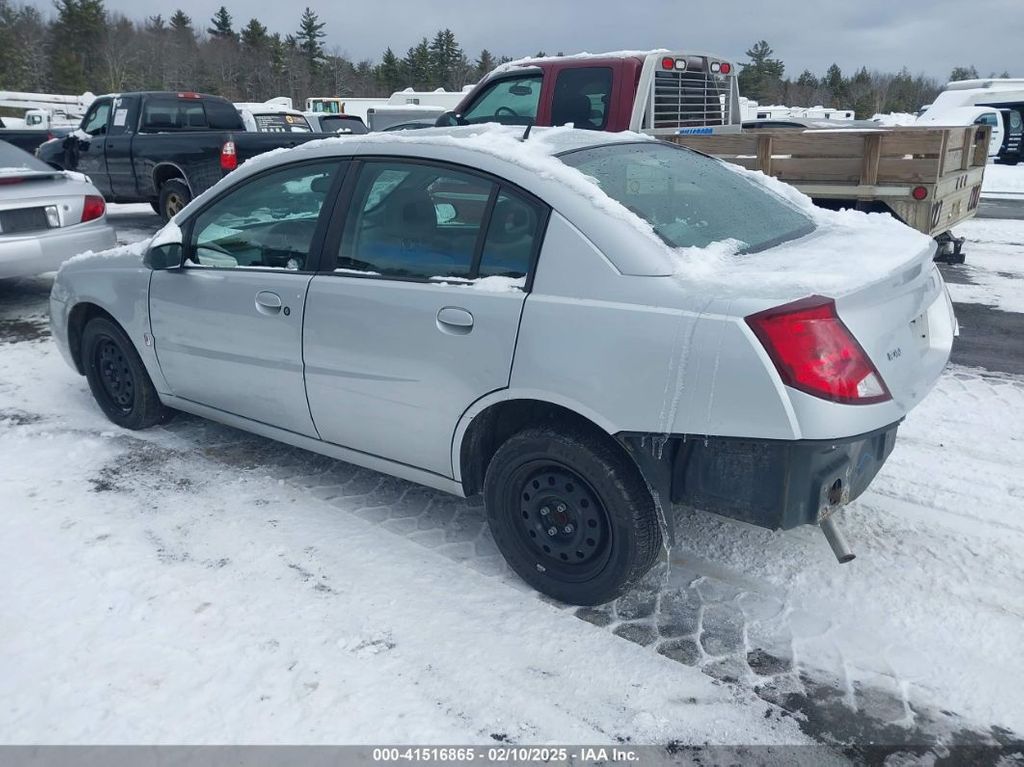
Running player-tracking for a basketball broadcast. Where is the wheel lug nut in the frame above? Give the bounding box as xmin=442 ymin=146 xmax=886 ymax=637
xmin=540 ymin=506 xmax=550 ymax=516
xmin=547 ymin=526 xmax=557 ymax=537
xmin=556 ymin=503 xmax=566 ymax=513
xmin=563 ymin=524 xmax=574 ymax=534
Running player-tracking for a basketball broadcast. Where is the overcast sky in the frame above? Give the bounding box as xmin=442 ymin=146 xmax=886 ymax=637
xmin=95 ymin=0 xmax=1019 ymax=81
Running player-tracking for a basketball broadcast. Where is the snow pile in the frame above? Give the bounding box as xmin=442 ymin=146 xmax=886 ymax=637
xmin=871 ymin=112 xmax=919 ymax=126
xmin=981 ymin=164 xmax=1024 ymax=197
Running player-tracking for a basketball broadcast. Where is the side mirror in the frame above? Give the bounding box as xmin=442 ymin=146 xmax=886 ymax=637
xmin=435 ymin=111 xmax=462 ymax=127
xmin=144 ymin=242 xmax=183 ymax=270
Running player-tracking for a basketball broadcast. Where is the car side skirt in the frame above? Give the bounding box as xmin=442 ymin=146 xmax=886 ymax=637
xmin=161 ymin=395 xmax=467 ymax=498
xmin=619 ymin=422 xmax=900 ymax=532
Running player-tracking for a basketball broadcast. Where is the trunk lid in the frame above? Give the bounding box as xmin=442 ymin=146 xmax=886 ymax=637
xmin=833 ymin=245 xmax=955 ymax=414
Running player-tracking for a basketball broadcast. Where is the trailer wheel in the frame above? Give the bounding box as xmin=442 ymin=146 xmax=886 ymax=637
xmin=158 ymin=179 xmax=191 ymax=222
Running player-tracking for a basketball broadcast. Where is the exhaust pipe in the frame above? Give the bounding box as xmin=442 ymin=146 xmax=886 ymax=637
xmin=820 ymin=515 xmax=856 ymax=564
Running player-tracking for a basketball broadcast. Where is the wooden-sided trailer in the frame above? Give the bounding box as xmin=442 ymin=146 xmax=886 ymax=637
xmin=669 ymin=125 xmax=991 ymax=262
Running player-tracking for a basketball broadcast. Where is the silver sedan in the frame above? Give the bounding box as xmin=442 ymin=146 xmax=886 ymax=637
xmin=49 ymin=127 xmax=954 ymax=605
xmin=0 ymin=140 xmax=116 ymax=279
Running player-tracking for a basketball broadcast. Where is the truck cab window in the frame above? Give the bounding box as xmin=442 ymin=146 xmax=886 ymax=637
xmin=552 ymin=67 xmax=613 ymax=130
xmin=82 ymin=102 xmax=111 ymax=136
xmin=461 ymin=75 xmax=542 ymax=126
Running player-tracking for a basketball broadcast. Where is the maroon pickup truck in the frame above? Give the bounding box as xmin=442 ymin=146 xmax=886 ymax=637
xmin=437 ymin=50 xmax=741 ymax=135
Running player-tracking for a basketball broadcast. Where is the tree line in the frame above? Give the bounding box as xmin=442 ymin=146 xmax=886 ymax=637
xmin=0 ymin=0 xmax=511 ymax=105
xmin=1 ymin=3 xmax=1015 ymax=118
xmin=739 ymin=40 xmax=1012 ymax=117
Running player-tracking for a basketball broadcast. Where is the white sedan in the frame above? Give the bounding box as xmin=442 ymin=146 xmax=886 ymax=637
xmin=0 ymin=140 xmax=116 ymax=279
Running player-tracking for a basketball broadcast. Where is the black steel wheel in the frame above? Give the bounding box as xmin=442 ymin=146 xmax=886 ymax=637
xmin=484 ymin=425 xmax=661 ymax=605
xmin=81 ymin=317 xmax=172 ymax=430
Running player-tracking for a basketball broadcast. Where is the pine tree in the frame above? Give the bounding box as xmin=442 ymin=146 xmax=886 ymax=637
xmin=824 ymin=63 xmax=847 ymax=102
xmin=207 ymin=6 xmax=236 ymax=41
xmin=428 ymin=28 xmax=462 ymax=90
xmin=475 ymin=49 xmax=496 ymax=80
xmin=949 ymin=65 xmax=979 ymax=82
xmin=169 ymin=9 xmax=195 ymax=44
xmin=296 ymin=7 xmax=325 ymax=71
xmin=403 ymin=38 xmax=431 ymax=90
xmin=240 ymin=18 xmax=268 ymax=50
xmin=376 ymin=47 xmax=403 ymax=94
xmin=737 ymin=40 xmax=785 ymax=102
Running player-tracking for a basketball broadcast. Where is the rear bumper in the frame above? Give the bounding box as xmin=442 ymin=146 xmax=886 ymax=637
xmin=620 ymin=422 xmax=900 ymax=532
xmin=0 ymin=220 xmax=117 ymax=279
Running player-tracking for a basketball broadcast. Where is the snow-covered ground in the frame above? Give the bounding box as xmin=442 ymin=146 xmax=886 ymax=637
xmin=983 ymin=163 xmax=1024 ymax=199
xmin=2 ymin=206 xmax=1023 ymax=751
xmin=948 ymin=218 xmax=1024 ymax=313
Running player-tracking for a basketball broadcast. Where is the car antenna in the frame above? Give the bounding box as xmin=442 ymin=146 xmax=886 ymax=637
xmin=520 ymin=123 xmax=533 ymax=141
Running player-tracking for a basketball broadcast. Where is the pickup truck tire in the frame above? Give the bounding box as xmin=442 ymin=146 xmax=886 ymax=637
xmin=150 ymin=201 xmax=161 ymax=214
xmin=158 ymin=179 xmax=191 ymax=222
xmin=81 ymin=317 xmax=172 ymax=430
xmin=483 ymin=425 xmax=662 ymax=606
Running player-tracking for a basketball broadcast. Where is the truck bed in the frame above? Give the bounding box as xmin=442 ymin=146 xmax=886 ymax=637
xmin=669 ymin=125 xmax=990 ymax=237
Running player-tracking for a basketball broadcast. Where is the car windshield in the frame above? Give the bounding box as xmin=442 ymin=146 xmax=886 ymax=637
xmin=0 ymin=140 xmax=53 ymax=173
xmin=559 ymin=141 xmax=815 ymax=254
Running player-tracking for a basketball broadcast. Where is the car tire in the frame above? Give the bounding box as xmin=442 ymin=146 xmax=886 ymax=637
xmin=150 ymin=201 xmax=161 ymax=215
xmin=158 ymin=179 xmax=191 ymax=222
xmin=81 ymin=317 xmax=172 ymax=430
xmin=483 ymin=425 xmax=662 ymax=606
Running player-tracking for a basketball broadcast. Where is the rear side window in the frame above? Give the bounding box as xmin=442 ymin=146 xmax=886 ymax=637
xmin=206 ymin=99 xmax=245 ymax=130
xmin=560 ymin=142 xmax=814 ymax=254
xmin=552 ymin=67 xmax=612 ymax=130
xmin=461 ymin=75 xmax=542 ymax=126
xmin=339 ymin=161 xmax=495 ymax=280
xmin=478 ymin=190 xmax=545 ymax=278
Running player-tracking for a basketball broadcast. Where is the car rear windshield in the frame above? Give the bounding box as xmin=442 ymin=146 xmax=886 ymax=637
xmin=559 ymin=141 xmax=815 ymax=254
xmin=0 ymin=140 xmax=52 ymax=172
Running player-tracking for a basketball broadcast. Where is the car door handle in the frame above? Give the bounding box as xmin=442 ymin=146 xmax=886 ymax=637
xmin=436 ymin=306 xmax=474 ymax=335
xmin=255 ymin=290 xmax=283 ymax=315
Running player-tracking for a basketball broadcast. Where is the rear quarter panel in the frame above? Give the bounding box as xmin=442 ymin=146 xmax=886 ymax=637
xmin=507 ymin=212 xmax=799 ymax=440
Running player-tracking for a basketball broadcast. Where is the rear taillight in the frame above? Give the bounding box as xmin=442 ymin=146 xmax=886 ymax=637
xmin=912 ymin=185 xmax=928 ymax=200
xmin=81 ymin=195 xmax=105 ymax=222
xmin=745 ymin=296 xmax=890 ymax=405
xmin=221 ymin=140 xmax=237 ymax=172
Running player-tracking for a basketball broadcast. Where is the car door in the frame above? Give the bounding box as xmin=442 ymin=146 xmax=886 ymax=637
xmin=304 ymin=159 xmax=548 ymax=477
xmin=149 ymin=159 xmax=346 ymax=437
xmin=72 ymin=98 xmax=113 ymax=194
xmin=103 ymin=95 xmax=141 ymax=199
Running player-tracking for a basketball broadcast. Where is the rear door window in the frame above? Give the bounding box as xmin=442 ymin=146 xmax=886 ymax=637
xmin=551 ymin=67 xmax=613 ymax=130
xmin=461 ymin=75 xmax=542 ymax=126
xmin=338 ymin=161 xmax=495 ymax=280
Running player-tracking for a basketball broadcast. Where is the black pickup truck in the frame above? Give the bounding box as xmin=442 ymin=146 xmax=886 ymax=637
xmin=0 ymin=117 xmax=72 ymax=154
xmin=36 ymin=92 xmax=323 ymax=221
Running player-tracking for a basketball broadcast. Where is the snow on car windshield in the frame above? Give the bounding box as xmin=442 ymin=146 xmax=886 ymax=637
xmin=560 ymin=141 xmax=815 ymax=254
